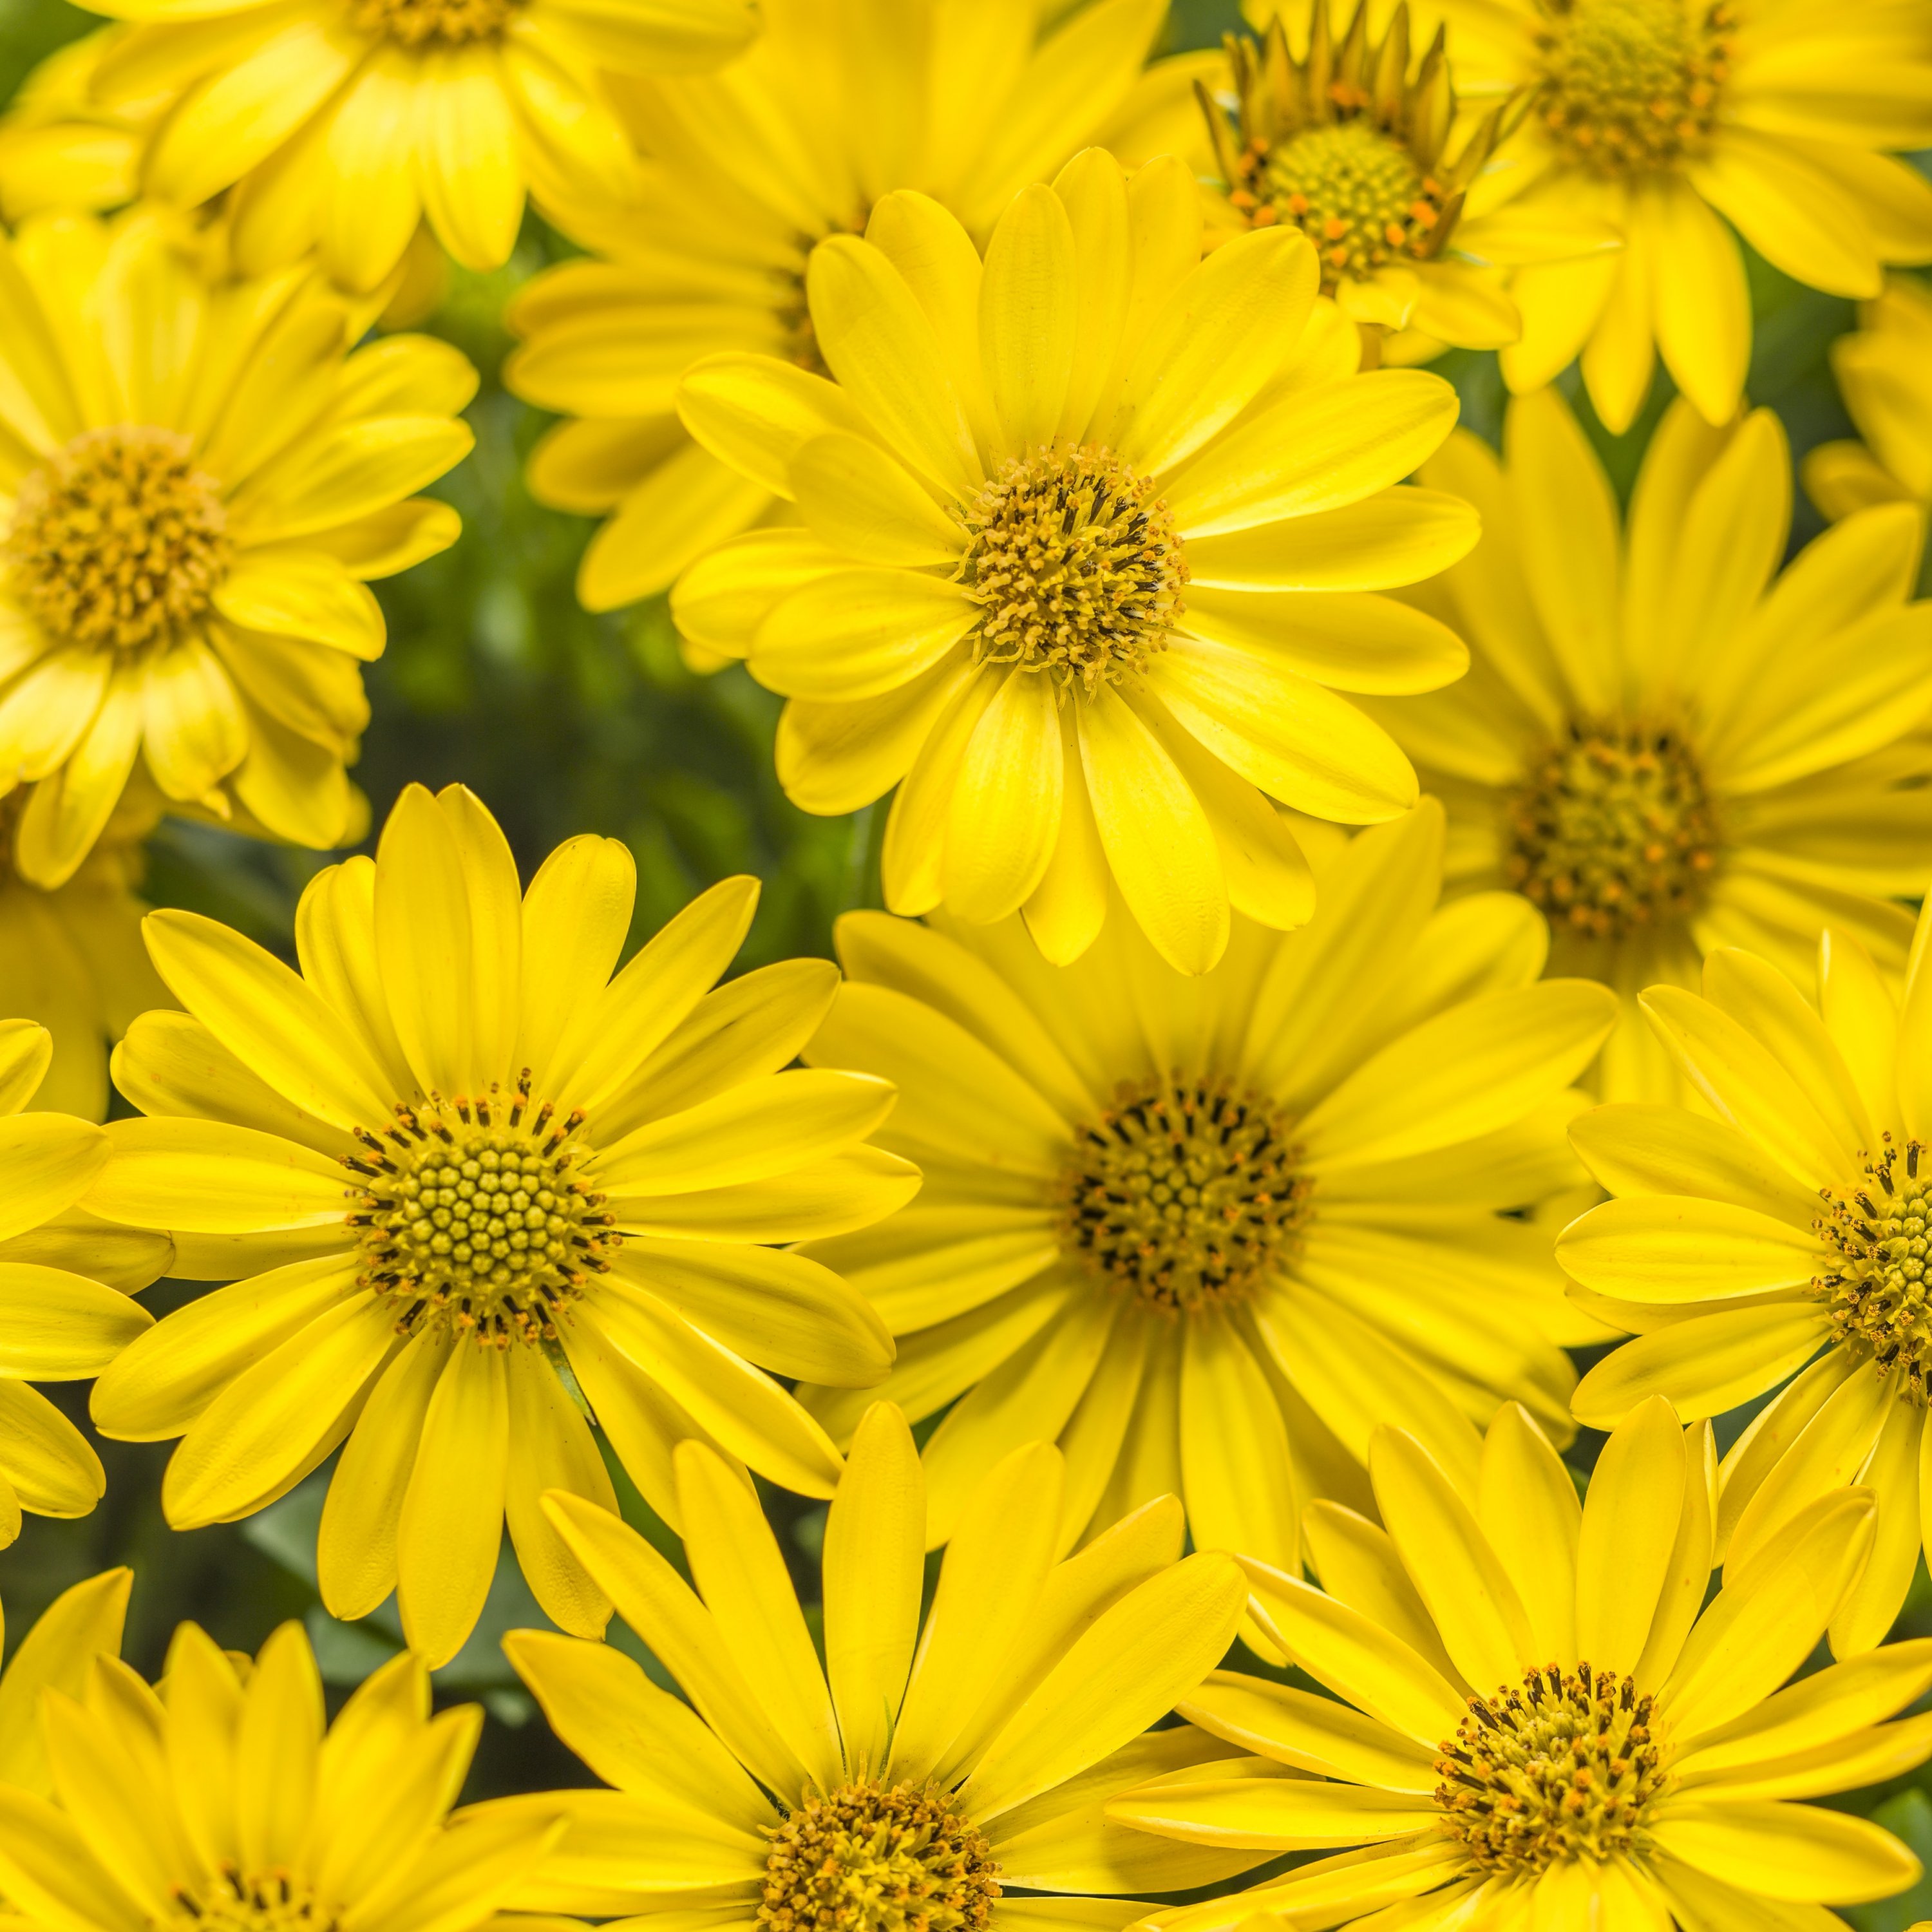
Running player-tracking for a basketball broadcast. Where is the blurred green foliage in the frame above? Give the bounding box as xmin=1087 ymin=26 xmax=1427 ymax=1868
xmin=0 ymin=0 xmax=1928 ymax=1889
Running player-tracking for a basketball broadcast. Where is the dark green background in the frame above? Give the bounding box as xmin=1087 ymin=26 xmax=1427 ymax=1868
xmin=0 ymin=0 xmax=1926 ymax=1917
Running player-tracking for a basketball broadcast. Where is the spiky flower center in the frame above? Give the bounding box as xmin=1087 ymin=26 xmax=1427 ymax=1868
xmin=345 ymin=1078 xmax=619 ymax=1347
xmin=958 ymin=448 xmax=1187 ymax=699
xmin=758 ymin=1783 xmax=999 ymax=1932
xmin=1437 ymin=1665 xmax=1667 ymax=1872
xmin=1057 ymin=1076 xmax=1309 ymax=1315
xmin=1817 ymin=1140 xmax=1932 ymax=1401
xmin=1504 ymin=721 xmax=1718 ymax=940
xmin=1534 ymin=0 xmax=1733 ymax=175
xmin=347 ymin=0 xmax=516 ymax=43
xmin=5 ymin=426 xmax=229 ymax=652
xmin=1251 ymin=120 xmax=1450 ymax=288
xmin=173 ymin=1867 xmax=335 ymax=1932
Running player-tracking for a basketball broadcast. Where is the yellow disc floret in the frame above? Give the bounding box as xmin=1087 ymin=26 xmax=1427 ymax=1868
xmin=173 ymin=1866 xmax=332 ymax=1932
xmin=1533 ymin=0 xmax=1734 ymax=175
xmin=1818 ymin=1140 xmax=1932 ymax=1400
xmin=1504 ymin=720 xmax=1718 ymax=940
xmin=347 ymin=0 xmax=517 ymax=43
xmin=1057 ymin=1076 xmax=1309 ymax=1315
xmin=958 ymin=448 xmax=1186 ymax=699
xmin=1436 ymin=1664 xmax=1668 ymax=1873
xmin=346 ymin=1077 xmax=619 ymax=1347
xmin=1255 ymin=119 xmax=1449 ymax=286
xmin=5 ymin=425 xmax=229 ymax=652
xmin=758 ymin=1783 xmax=999 ymax=1932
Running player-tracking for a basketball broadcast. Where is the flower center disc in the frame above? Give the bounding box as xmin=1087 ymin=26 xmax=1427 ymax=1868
xmin=1818 ymin=1141 xmax=1932 ymax=1399
xmin=1057 ymin=1076 xmax=1308 ymax=1315
xmin=758 ymin=1783 xmax=999 ymax=1932
xmin=347 ymin=0 xmax=516 ymax=44
xmin=346 ymin=1079 xmax=619 ymax=1347
xmin=959 ymin=448 xmax=1186 ymax=698
xmin=1436 ymin=1664 xmax=1667 ymax=1872
xmin=1504 ymin=721 xmax=1718 ymax=940
xmin=175 ymin=1866 xmax=334 ymax=1932
xmin=1258 ymin=120 xmax=1447 ymax=289
xmin=1534 ymin=0 xmax=1733 ymax=174
xmin=5 ymin=425 xmax=229 ymax=652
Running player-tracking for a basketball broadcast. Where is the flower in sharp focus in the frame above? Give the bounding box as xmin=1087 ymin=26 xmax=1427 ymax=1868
xmin=671 ymin=153 xmax=1480 ymax=975
xmin=789 ymin=800 xmax=1616 ymax=1560
xmin=0 ymin=209 xmax=475 ymax=886
xmin=1558 ymin=909 xmax=1932 ymax=1656
xmin=507 ymin=0 xmax=1173 ymax=616
xmin=67 ymin=0 xmax=757 ymax=294
xmin=1420 ymin=0 xmax=1932 ymax=432
xmin=1106 ymin=1398 xmax=1932 ymax=1927
xmin=0 ymin=1618 xmax=564 ymax=1932
xmin=475 ymin=1402 xmax=1269 ymax=1929
xmin=80 ymin=781 xmax=916 ymax=1667
xmin=0 ymin=1016 xmax=164 ymax=1551
xmin=1805 ymin=276 xmax=1932 ymax=528
xmin=1150 ymin=1 xmax=1620 ymax=361
xmin=1373 ymin=384 xmax=1932 ymax=1100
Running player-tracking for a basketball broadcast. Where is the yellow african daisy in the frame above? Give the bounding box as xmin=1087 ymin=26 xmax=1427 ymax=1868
xmin=0 ymin=207 xmax=475 ymax=886
xmin=1420 ymin=0 xmax=1932 ymax=431
xmin=0 ymin=1567 xmax=131 ymax=1794
xmin=1374 ymin=384 xmax=1932 ymax=1101
xmin=1112 ymin=1 xmax=1620 ymax=365
xmin=0 ymin=781 xmax=166 ymax=1121
xmin=507 ymin=0 xmax=1173 ymax=615
xmin=1805 ymin=276 xmax=1932 ymax=529
xmin=1558 ymin=907 xmax=1932 ymax=1656
xmin=68 ymin=0 xmax=755 ymax=296
xmin=671 ymin=155 xmax=1479 ymax=974
xmin=79 ymin=781 xmax=916 ymax=1668
xmin=0 ymin=1016 xmax=162 ymax=1549
xmin=0 ymin=1617 xmax=564 ymax=1932
xmin=1108 ymin=1397 xmax=1932 ymax=1927
xmin=475 ymin=1401 xmax=1269 ymax=1928
xmin=790 ymin=800 xmax=1615 ymax=1564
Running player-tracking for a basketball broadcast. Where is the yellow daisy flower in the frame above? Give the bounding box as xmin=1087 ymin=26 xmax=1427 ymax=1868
xmin=1375 ymin=384 xmax=1932 ymax=1100
xmin=789 ymin=800 xmax=1615 ymax=1564
xmin=1423 ymin=0 xmax=1932 ymax=432
xmin=69 ymin=0 xmax=757 ymax=296
xmin=506 ymin=0 xmax=1173 ymax=615
xmin=0 ymin=207 xmax=475 ymax=887
xmin=1113 ymin=1398 xmax=1932 ymax=1927
xmin=0 ymin=1617 xmax=565 ymax=1932
xmin=0 ymin=1567 xmax=132 ymax=1796
xmin=1119 ymin=1 xmax=1621 ymax=365
xmin=477 ymin=1401 xmax=1269 ymax=1929
xmin=79 ymin=781 xmax=916 ymax=1668
xmin=0 ymin=1016 xmax=164 ymax=1549
xmin=671 ymin=156 xmax=1479 ymax=974
xmin=1558 ymin=907 xmax=1932 ymax=1656
xmin=1805 ymin=276 xmax=1932 ymax=527
xmin=0 ymin=781 xmax=167 ymax=1121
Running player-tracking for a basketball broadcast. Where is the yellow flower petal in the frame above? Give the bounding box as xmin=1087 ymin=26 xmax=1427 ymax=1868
xmin=962 ymin=1550 xmax=1247 ymax=1821
xmin=676 ymin=1437 xmax=842 ymax=1790
xmin=980 ymin=182 xmax=1077 ymax=454
xmin=1647 ymin=1799 xmax=1917 ymax=1906
xmin=807 ymin=236 xmax=983 ymax=498
xmin=1164 ymin=372 xmax=1461 ymax=539
xmin=162 ymin=1291 xmax=397 ymax=1529
xmin=397 ymin=1339 xmax=509 ymax=1669
xmin=1557 ymin=1195 xmax=1827 ymax=1302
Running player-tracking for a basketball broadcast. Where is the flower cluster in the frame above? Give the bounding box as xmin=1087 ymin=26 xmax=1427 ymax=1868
xmin=0 ymin=3 xmax=1923 ymax=1931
